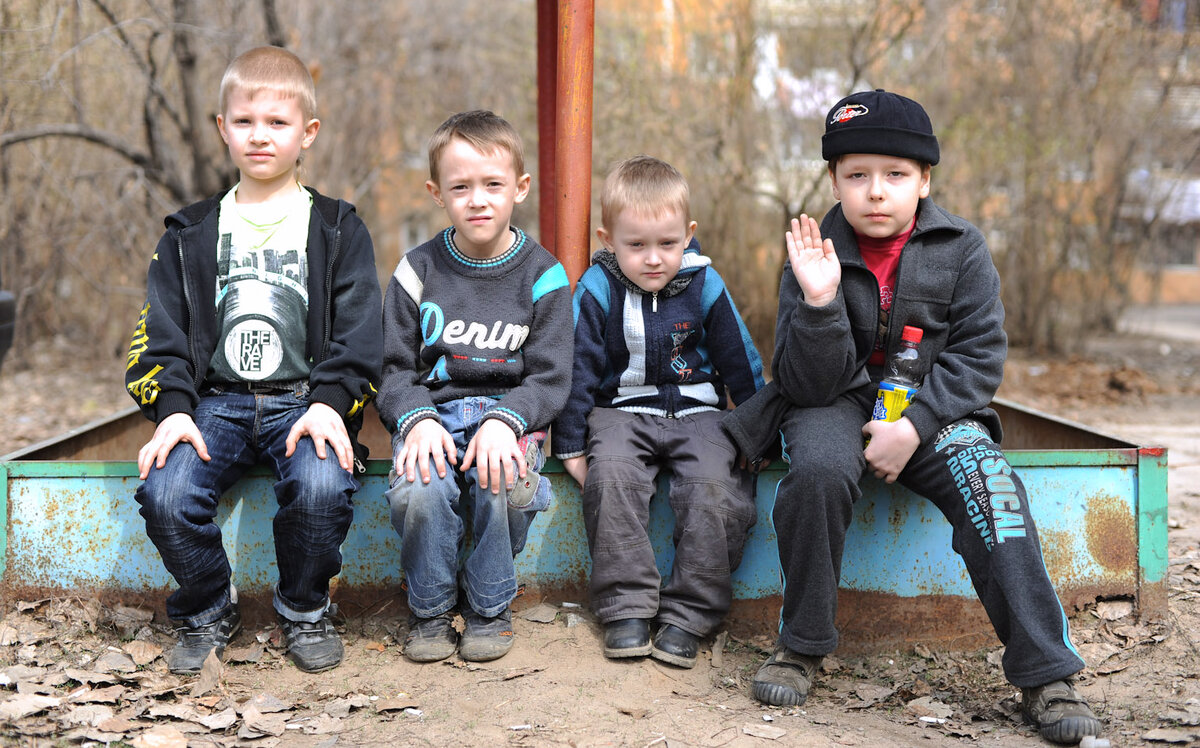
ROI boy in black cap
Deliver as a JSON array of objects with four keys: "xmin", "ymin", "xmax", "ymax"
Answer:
[{"xmin": 726, "ymin": 90, "xmax": 1101, "ymax": 744}]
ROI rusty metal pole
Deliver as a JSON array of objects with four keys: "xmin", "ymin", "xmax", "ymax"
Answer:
[
  {"xmin": 554, "ymin": 0, "xmax": 594, "ymax": 287},
  {"xmin": 536, "ymin": 0, "xmax": 558, "ymax": 254}
]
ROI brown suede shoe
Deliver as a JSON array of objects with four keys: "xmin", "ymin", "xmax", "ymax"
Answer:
[
  {"xmin": 751, "ymin": 645, "xmax": 823, "ymax": 706},
  {"xmin": 1021, "ymin": 678, "xmax": 1102, "ymax": 744}
]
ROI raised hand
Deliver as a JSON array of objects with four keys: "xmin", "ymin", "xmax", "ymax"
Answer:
[{"xmin": 786, "ymin": 214, "xmax": 841, "ymax": 307}]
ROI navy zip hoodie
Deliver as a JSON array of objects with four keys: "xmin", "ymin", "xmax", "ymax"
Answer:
[{"xmin": 554, "ymin": 240, "xmax": 765, "ymax": 459}]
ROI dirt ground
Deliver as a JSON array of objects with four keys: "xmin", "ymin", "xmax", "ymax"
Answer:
[{"xmin": 1, "ymin": 314, "xmax": 1199, "ymax": 747}]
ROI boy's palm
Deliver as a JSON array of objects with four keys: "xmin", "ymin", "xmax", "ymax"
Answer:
[
  {"xmin": 786, "ymin": 215, "xmax": 840, "ymax": 307},
  {"xmin": 398, "ymin": 418, "xmax": 458, "ymax": 484},
  {"xmin": 462, "ymin": 418, "xmax": 525, "ymax": 495}
]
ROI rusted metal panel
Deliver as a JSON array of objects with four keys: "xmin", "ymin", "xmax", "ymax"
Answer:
[{"xmin": 2, "ymin": 449, "xmax": 1164, "ymax": 647}]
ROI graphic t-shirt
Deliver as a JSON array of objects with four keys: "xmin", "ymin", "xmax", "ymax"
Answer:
[
  {"xmin": 858, "ymin": 218, "xmax": 915, "ymax": 366},
  {"xmin": 207, "ymin": 184, "xmax": 313, "ymax": 383}
]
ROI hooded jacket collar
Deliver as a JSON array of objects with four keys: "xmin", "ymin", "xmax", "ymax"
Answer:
[{"xmin": 589, "ymin": 239, "xmax": 711, "ymax": 298}]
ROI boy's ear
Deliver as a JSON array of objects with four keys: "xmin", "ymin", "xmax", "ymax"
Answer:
[
  {"xmin": 215, "ymin": 114, "xmax": 230, "ymax": 145},
  {"xmin": 514, "ymin": 172, "xmax": 531, "ymax": 204},
  {"xmin": 919, "ymin": 165, "xmax": 931, "ymax": 198},
  {"xmin": 425, "ymin": 180, "xmax": 444, "ymax": 208},
  {"xmin": 828, "ymin": 167, "xmax": 841, "ymax": 201},
  {"xmin": 302, "ymin": 118, "xmax": 320, "ymax": 150},
  {"xmin": 685, "ymin": 220, "xmax": 697, "ymax": 245},
  {"xmin": 596, "ymin": 226, "xmax": 613, "ymax": 250}
]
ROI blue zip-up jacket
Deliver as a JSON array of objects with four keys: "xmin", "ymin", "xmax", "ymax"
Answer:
[{"xmin": 553, "ymin": 241, "xmax": 765, "ymax": 459}]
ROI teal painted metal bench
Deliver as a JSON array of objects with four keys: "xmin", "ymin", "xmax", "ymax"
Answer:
[{"xmin": 0, "ymin": 400, "xmax": 1167, "ymax": 649}]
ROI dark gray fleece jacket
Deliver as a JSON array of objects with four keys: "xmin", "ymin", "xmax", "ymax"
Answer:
[{"xmin": 725, "ymin": 197, "xmax": 1005, "ymax": 459}]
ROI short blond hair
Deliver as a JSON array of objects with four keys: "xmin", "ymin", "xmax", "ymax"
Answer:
[
  {"xmin": 428, "ymin": 110, "xmax": 525, "ymax": 185},
  {"xmin": 601, "ymin": 155, "xmax": 690, "ymax": 230},
  {"xmin": 219, "ymin": 46, "xmax": 317, "ymax": 121}
]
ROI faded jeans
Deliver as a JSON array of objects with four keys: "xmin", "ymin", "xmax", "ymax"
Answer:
[
  {"xmin": 384, "ymin": 396, "xmax": 550, "ymax": 619},
  {"xmin": 135, "ymin": 384, "xmax": 358, "ymax": 627}
]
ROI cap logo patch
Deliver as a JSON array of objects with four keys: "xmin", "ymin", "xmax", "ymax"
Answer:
[{"xmin": 830, "ymin": 104, "xmax": 868, "ymax": 125}]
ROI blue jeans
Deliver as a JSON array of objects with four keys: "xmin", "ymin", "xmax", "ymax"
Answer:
[
  {"xmin": 384, "ymin": 396, "xmax": 551, "ymax": 618},
  {"xmin": 135, "ymin": 384, "xmax": 358, "ymax": 627}
]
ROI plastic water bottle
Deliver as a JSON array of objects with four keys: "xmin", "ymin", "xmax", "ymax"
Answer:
[{"xmin": 872, "ymin": 325, "xmax": 924, "ymax": 423}]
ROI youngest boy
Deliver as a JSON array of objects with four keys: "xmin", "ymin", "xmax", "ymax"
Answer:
[
  {"xmin": 376, "ymin": 110, "xmax": 573, "ymax": 663},
  {"xmin": 554, "ymin": 155, "xmax": 765, "ymax": 668}
]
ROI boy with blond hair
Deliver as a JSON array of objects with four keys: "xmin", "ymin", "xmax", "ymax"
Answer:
[
  {"xmin": 726, "ymin": 90, "xmax": 1100, "ymax": 744},
  {"xmin": 554, "ymin": 155, "xmax": 765, "ymax": 668},
  {"xmin": 127, "ymin": 46, "xmax": 382, "ymax": 674},
  {"xmin": 377, "ymin": 110, "xmax": 573, "ymax": 663}
]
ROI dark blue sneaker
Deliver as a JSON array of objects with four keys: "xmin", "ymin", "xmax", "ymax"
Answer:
[
  {"xmin": 167, "ymin": 607, "xmax": 241, "ymax": 674},
  {"xmin": 279, "ymin": 607, "xmax": 344, "ymax": 673}
]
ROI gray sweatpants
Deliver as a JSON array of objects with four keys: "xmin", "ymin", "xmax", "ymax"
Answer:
[
  {"xmin": 581, "ymin": 408, "xmax": 757, "ymax": 636},
  {"xmin": 772, "ymin": 387, "xmax": 1086, "ymax": 688}
]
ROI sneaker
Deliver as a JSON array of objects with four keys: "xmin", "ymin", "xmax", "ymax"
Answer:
[
  {"xmin": 751, "ymin": 645, "xmax": 823, "ymax": 706},
  {"xmin": 1022, "ymin": 678, "xmax": 1102, "ymax": 744},
  {"xmin": 459, "ymin": 608, "xmax": 515, "ymax": 662},
  {"xmin": 506, "ymin": 437, "xmax": 543, "ymax": 509},
  {"xmin": 603, "ymin": 618, "xmax": 652, "ymax": 659},
  {"xmin": 650, "ymin": 623, "xmax": 699, "ymax": 668},
  {"xmin": 404, "ymin": 612, "xmax": 459, "ymax": 663},
  {"xmin": 167, "ymin": 607, "xmax": 242, "ymax": 674},
  {"xmin": 279, "ymin": 607, "xmax": 344, "ymax": 673}
]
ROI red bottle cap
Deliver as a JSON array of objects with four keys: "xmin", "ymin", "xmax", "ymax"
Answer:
[{"xmin": 901, "ymin": 326, "xmax": 923, "ymax": 343}]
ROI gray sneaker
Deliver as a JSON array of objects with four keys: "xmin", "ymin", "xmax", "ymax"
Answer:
[
  {"xmin": 459, "ymin": 608, "xmax": 515, "ymax": 662},
  {"xmin": 404, "ymin": 613, "xmax": 459, "ymax": 663},
  {"xmin": 1022, "ymin": 678, "xmax": 1102, "ymax": 744},
  {"xmin": 751, "ymin": 646, "xmax": 823, "ymax": 706},
  {"xmin": 506, "ymin": 439, "xmax": 542, "ymax": 509},
  {"xmin": 167, "ymin": 607, "xmax": 242, "ymax": 674},
  {"xmin": 279, "ymin": 607, "xmax": 344, "ymax": 673}
]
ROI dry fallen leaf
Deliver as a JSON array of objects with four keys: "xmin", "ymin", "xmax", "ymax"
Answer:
[
  {"xmin": 302, "ymin": 713, "xmax": 344, "ymax": 735},
  {"xmin": 325, "ymin": 694, "xmax": 372, "ymax": 718},
  {"xmin": 93, "ymin": 649, "xmax": 137, "ymax": 674},
  {"xmin": 122, "ymin": 640, "xmax": 162, "ymax": 667},
  {"xmin": 196, "ymin": 706, "xmax": 238, "ymax": 731},
  {"xmin": 519, "ymin": 603, "xmax": 559, "ymax": 624},
  {"xmin": 189, "ymin": 650, "xmax": 223, "ymax": 698},
  {"xmin": 130, "ymin": 725, "xmax": 189, "ymax": 748},
  {"xmin": 241, "ymin": 692, "xmax": 292, "ymax": 714},
  {"xmin": 375, "ymin": 696, "xmax": 421, "ymax": 713},
  {"xmin": 742, "ymin": 723, "xmax": 787, "ymax": 739},
  {"xmin": 1142, "ymin": 727, "xmax": 1198, "ymax": 743},
  {"xmin": 67, "ymin": 684, "xmax": 126, "ymax": 704},
  {"xmin": 58, "ymin": 703, "xmax": 115, "ymax": 728},
  {"xmin": 0, "ymin": 693, "xmax": 61, "ymax": 720},
  {"xmin": 238, "ymin": 705, "xmax": 286, "ymax": 738},
  {"xmin": 905, "ymin": 696, "xmax": 953, "ymax": 720}
]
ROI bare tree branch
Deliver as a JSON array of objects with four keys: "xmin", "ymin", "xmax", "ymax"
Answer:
[
  {"xmin": 0, "ymin": 124, "xmax": 187, "ymax": 202},
  {"xmin": 262, "ymin": 0, "xmax": 286, "ymax": 48}
]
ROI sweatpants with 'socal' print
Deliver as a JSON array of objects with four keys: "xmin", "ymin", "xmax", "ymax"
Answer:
[{"xmin": 771, "ymin": 388, "xmax": 1085, "ymax": 688}]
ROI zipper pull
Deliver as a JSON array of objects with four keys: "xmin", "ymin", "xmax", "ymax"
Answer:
[{"xmin": 652, "ymin": 291, "xmax": 658, "ymax": 312}]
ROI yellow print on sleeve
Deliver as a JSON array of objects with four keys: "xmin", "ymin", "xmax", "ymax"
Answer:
[
  {"xmin": 126, "ymin": 302, "xmax": 152, "ymax": 371},
  {"xmin": 126, "ymin": 302, "xmax": 162, "ymax": 405}
]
